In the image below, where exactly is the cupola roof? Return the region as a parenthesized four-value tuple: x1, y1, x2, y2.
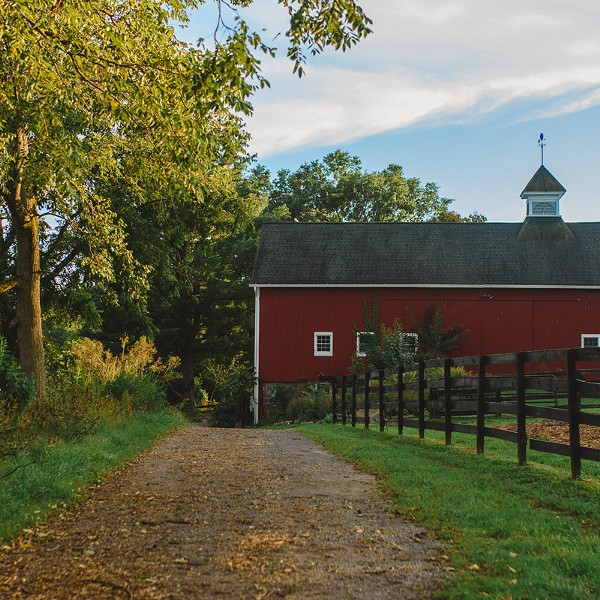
(520, 165, 566, 198)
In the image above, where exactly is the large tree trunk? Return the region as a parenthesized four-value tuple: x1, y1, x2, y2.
(6, 128, 46, 401)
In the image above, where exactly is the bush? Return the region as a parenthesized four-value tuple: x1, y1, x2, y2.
(0, 337, 35, 418)
(352, 296, 416, 372)
(28, 383, 100, 442)
(105, 372, 166, 413)
(402, 365, 470, 382)
(68, 336, 176, 416)
(210, 392, 247, 427)
(408, 306, 467, 360)
(0, 337, 36, 459)
(209, 365, 253, 428)
(286, 384, 331, 422)
(32, 336, 178, 443)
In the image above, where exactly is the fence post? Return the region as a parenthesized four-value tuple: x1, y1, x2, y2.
(364, 370, 370, 429)
(397, 364, 404, 435)
(341, 375, 347, 426)
(332, 379, 338, 425)
(567, 348, 582, 479)
(379, 370, 385, 432)
(351, 373, 357, 427)
(516, 351, 527, 465)
(418, 361, 426, 439)
(476, 355, 487, 454)
(444, 358, 452, 445)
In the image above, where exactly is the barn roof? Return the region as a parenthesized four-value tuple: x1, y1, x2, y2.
(252, 219, 600, 287)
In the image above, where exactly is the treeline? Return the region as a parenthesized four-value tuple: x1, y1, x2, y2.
(2, 150, 483, 429)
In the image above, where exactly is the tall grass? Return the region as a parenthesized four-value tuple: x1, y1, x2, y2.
(0, 336, 185, 542)
(299, 424, 600, 600)
(0, 411, 182, 543)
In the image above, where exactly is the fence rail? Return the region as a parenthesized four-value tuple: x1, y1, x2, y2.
(322, 347, 600, 478)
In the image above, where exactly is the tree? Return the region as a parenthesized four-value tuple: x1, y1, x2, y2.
(0, 0, 372, 399)
(143, 167, 267, 413)
(351, 295, 416, 372)
(268, 150, 486, 222)
(408, 306, 466, 361)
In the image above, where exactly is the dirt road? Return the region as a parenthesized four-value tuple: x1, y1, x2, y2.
(0, 427, 447, 598)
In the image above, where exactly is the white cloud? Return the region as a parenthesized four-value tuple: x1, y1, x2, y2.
(241, 0, 600, 156)
(249, 63, 600, 155)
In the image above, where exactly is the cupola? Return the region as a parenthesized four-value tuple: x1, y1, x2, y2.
(520, 165, 566, 217)
(520, 134, 566, 218)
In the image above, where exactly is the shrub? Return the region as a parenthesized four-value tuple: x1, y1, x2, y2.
(28, 383, 100, 442)
(402, 365, 470, 382)
(408, 306, 467, 360)
(0, 337, 35, 418)
(323, 412, 334, 423)
(32, 336, 178, 443)
(352, 296, 416, 372)
(0, 337, 36, 459)
(351, 297, 468, 373)
(210, 392, 247, 427)
(71, 336, 180, 383)
(286, 384, 331, 422)
(104, 372, 166, 413)
(209, 365, 253, 428)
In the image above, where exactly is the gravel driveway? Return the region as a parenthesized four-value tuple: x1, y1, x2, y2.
(0, 426, 447, 598)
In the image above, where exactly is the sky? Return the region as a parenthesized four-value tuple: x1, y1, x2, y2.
(179, 1, 600, 223)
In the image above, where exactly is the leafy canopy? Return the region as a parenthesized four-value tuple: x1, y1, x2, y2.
(0, 0, 372, 289)
(268, 150, 486, 223)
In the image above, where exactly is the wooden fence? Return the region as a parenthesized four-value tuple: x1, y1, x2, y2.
(323, 347, 600, 478)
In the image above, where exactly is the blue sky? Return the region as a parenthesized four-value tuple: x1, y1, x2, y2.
(180, 1, 600, 222)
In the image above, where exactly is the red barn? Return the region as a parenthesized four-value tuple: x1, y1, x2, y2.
(250, 165, 600, 423)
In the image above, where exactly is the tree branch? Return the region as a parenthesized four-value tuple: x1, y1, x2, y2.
(43, 247, 82, 283)
(0, 280, 17, 295)
(41, 215, 76, 261)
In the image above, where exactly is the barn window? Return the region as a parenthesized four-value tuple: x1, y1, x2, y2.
(356, 332, 375, 356)
(402, 333, 419, 356)
(314, 332, 333, 356)
(581, 335, 600, 348)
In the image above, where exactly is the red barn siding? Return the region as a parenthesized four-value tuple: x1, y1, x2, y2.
(532, 300, 585, 350)
(257, 287, 600, 385)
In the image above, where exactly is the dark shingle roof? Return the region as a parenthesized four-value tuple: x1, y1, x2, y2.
(521, 165, 566, 195)
(252, 220, 600, 287)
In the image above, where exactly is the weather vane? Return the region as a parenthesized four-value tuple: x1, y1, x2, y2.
(538, 132, 546, 166)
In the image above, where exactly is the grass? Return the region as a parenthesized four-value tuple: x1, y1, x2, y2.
(0, 410, 183, 543)
(298, 422, 600, 600)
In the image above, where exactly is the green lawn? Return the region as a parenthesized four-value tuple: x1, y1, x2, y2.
(0, 410, 183, 543)
(299, 423, 600, 600)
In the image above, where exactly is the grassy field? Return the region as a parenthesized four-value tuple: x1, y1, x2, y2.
(0, 410, 183, 543)
(299, 423, 600, 600)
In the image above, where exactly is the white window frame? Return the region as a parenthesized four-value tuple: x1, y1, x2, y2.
(356, 331, 375, 357)
(314, 332, 333, 356)
(527, 197, 559, 217)
(402, 332, 419, 355)
(581, 334, 600, 348)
